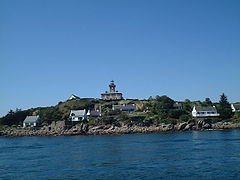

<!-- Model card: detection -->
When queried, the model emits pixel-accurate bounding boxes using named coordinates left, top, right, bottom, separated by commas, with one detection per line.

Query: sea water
left=1, top=130, right=240, bottom=179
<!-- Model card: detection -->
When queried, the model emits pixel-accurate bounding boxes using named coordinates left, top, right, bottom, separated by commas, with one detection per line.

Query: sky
left=0, top=0, right=240, bottom=117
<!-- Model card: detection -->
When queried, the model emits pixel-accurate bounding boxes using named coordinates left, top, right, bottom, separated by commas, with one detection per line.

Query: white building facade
left=231, top=104, right=240, bottom=112
left=112, top=104, right=136, bottom=113
left=23, top=116, right=40, bottom=128
left=192, top=106, right=220, bottom=118
left=69, top=110, right=87, bottom=121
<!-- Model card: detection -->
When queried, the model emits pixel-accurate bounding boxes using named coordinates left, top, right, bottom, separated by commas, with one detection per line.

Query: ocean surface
left=1, top=130, right=240, bottom=179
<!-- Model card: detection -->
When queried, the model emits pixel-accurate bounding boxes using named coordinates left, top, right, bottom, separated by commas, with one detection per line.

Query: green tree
left=168, top=109, right=187, bottom=119
left=219, top=93, right=228, bottom=104
left=145, top=95, right=175, bottom=120
left=39, top=107, right=63, bottom=124
left=155, top=95, right=175, bottom=110
left=0, top=109, right=29, bottom=126
left=218, top=93, right=233, bottom=120
left=202, top=98, right=212, bottom=106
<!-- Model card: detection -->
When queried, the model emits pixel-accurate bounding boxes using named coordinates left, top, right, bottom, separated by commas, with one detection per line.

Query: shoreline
left=1, top=121, right=240, bottom=137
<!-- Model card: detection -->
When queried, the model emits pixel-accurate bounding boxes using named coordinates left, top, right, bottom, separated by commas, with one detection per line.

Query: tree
left=205, top=98, right=212, bottom=104
left=202, top=98, right=212, bottom=106
left=39, top=107, right=63, bottom=124
left=168, top=109, right=187, bottom=119
left=155, top=95, right=175, bottom=110
left=218, top=93, right=233, bottom=120
left=0, top=109, right=29, bottom=126
left=219, top=93, right=228, bottom=104
left=145, top=95, right=175, bottom=120
left=148, top=96, right=153, bottom=100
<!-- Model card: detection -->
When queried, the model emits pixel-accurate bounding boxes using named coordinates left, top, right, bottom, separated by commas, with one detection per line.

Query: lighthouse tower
left=109, top=80, right=116, bottom=92
left=101, top=80, right=123, bottom=100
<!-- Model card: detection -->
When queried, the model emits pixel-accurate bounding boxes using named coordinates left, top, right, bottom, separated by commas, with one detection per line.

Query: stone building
left=101, top=80, right=123, bottom=100
left=112, top=104, right=136, bottom=113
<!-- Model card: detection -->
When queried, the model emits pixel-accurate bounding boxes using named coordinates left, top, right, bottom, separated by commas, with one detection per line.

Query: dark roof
left=113, top=104, right=136, bottom=111
left=195, top=106, right=217, bottom=112
left=23, top=116, right=39, bottom=123
left=70, top=110, right=86, bottom=117
left=87, top=110, right=100, bottom=117
left=232, top=104, right=240, bottom=110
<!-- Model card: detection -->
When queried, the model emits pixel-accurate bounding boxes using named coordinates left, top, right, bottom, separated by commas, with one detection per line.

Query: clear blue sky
left=1, top=0, right=240, bottom=117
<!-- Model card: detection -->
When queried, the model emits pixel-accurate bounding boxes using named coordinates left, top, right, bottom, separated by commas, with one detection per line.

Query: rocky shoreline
left=1, top=120, right=240, bottom=137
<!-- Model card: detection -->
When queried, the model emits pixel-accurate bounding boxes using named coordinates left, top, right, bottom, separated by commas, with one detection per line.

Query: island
left=0, top=81, right=240, bottom=137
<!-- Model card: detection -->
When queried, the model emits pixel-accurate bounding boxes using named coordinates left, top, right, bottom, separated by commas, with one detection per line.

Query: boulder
left=164, top=124, right=174, bottom=131
left=184, top=123, right=194, bottom=131
left=197, top=120, right=204, bottom=129
left=91, top=126, right=104, bottom=131
left=177, top=123, right=187, bottom=131
left=82, top=124, right=89, bottom=132
left=202, top=123, right=211, bottom=129
left=187, top=119, right=195, bottom=125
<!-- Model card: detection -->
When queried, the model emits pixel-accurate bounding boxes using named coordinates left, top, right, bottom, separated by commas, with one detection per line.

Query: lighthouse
left=101, top=80, right=123, bottom=100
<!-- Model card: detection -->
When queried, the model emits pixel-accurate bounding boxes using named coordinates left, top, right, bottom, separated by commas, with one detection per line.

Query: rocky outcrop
left=212, top=122, right=240, bottom=129
left=1, top=120, right=240, bottom=137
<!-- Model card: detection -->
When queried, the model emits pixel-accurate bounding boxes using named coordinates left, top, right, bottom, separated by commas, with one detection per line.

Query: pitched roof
left=195, top=106, right=217, bottom=112
left=23, top=116, right=39, bottom=123
left=232, top=104, right=240, bottom=110
left=69, top=94, right=80, bottom=100
left=70, top=110, right=86, bottom=117
left=87, top=110, right=100, bottom=116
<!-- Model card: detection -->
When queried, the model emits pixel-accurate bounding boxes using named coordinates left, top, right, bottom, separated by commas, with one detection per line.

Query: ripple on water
left=1, top=130, right=240, bottom=179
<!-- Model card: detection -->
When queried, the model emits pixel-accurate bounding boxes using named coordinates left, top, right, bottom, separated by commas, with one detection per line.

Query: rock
left=197, top=120, right=204, bottom=129
left=202, top=123, right=211, bottom=129
left=72, top=128, right=78, bottom=132
left=164, top=124, right=174, bottom=131
left=178, top=123, right=187, bottom=131
left=82, top=124, right=89, bottom=132
left=91, top=126, right=104, bottom=131
left=182, top=119, right=196, bottom=131
left=109, top=125, right=115, bottom=130
left=187, top=119, right=195, bottom=124
left=184, top=123, right=194, bottom=131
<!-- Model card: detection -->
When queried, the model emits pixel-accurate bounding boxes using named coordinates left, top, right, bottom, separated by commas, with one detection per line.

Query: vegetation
left=230, top=112, right=240, bottom=123
left=201, top=98, right=213, bottom=106
left=217, top=93, right=233, bottom=120
left=0, top=109, right=30, bottom=126
left=0, top=93, right=238, bottom=127
left=143, top=95, right=191, bottom=125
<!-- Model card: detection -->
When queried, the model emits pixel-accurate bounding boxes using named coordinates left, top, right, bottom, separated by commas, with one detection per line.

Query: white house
left=69, top=110, right=87, bottom=121
left=231, top=104, right=240, bottom=112
left=68, top=94, right=80, bottom=100
left=192, top=106, right=220, bottom=118
left=112, top=104, right=136, bottom=113
left=23, top=116, right=40, bottom=128
left=87, top=110, right=101, bottom=118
